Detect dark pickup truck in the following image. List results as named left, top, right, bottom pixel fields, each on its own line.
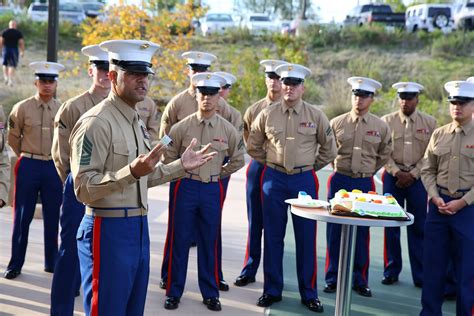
left=344, top=4, right=405, bottom=27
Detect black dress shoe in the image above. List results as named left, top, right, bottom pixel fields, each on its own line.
left=203, top=297, right=221, bottom=311
left=219, top=280, right=229, bottom=291
left=75, top=290, right=80, bottom=297
left=414, top=282, right=423, bottom=288
left=381, top=276, right=399, bottom=285
left=256, top=294, right=282, bottom=307
left=352, top=284, right=372, bottom=297
left=4, top=269, right=21, bottom=280
left=323, top=283, right=337, bottom=293
left=301, top=298, right=324, bottom=313
left=159, top=279, right=167, bottom=289
left=234, top=275, right=256, bottom=287
left=44, top=267, right=54, bottom=273
left=164, top=296, right=180, bottom=310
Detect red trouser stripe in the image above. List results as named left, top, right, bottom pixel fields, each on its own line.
left=243, top=161, right=252, bottom=267
left=325, top=172, right=335, bottom=274
left=259, top=165, right=267, bottom=204
left=162, top=182, right=181, bottom=269
left=166, top=179, right=181, bottom=295
left=215, top=180, right=225, bottom=285
left=311, top=170, right=320, bottom=289
left=91, top=217, right=102, bottom=316
left=11, top=156, right=23, bottom=233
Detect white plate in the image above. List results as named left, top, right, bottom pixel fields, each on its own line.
left=285, top=198, right=330, bottom=208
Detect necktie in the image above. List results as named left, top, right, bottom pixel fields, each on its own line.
left=403, top=118, right=413, bottom=167
left=283, top=108, right=296, bottom=172
left=447, top=126, right=462, bottom=193
left=132, top=113, right=148, bottom=208
left=351, top=117, right=363, bottom=174
left=41, top=103, right=51, bottom=156
left=199, top=120, right=211, bottom=182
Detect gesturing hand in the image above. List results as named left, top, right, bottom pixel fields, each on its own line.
left=130, top=143, right=168, bottom=178
left=181, top=138, right=217, bottom=171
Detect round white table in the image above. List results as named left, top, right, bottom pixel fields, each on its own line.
left=290, top=205, right=414, bottom=316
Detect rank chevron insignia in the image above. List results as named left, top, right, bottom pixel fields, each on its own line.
left=80, top=134, right=93, bottom=165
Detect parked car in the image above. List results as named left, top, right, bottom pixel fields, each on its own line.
left=59, top=3, right=86, bottom=25
left=200, top=12, right=235, bottom=36
left=27, top=2, right=86, bottom=25
left=344, top=4, right=405, bottom=27
left=453, top=1, right=474, bottom=31
left=27, top=3, right=48, bottom=22
left=81, top=2, right=105, bottom=19
left=405, top=4, right=454, bottom=33
left=243, top=13, right=279, bottom=34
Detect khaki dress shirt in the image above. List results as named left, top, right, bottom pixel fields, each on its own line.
left=164, top=112, right=245, bottom=180
left=421, top=120, right=474, bottom=205
left=159, top=87, right=237, bottom=138
left=243, top=96, right=280, bottom=144
left=136, top=96, right=160, bottom=146
left=8, top=94, right=61, bottom=157
left=52, top=89, right=105, bottom=182
left=247, top=100, right=337, bottom=171
left=331, top=111, right=392, bottom=175
left=382, top=110, right=436, bottom=178
left=70, top=93, right=185, bottom=209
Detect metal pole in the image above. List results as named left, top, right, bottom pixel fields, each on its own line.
left=47, top=0, right=59, bottom=62
left=335, top=224, right=357, bottom=316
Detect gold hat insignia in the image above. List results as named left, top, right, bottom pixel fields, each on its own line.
left=44, top=64, right=50, bottom=69
left=206, top=74, right=211, bottom=79
left=357, top=79, right=363, bottom=83
left=288, top=66, right=293, bottom=71
left=197, top=53, right=202, bottom=58
left=271, top=61, right=275, bottom=65
left=454, top=82, right=461, bottom=88
left=140, top=43, right=150, bottom=50
left=402, top=84, right=407, bottom=88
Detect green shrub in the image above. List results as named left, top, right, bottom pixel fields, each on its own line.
left=430, top=32, right=474, bottom=58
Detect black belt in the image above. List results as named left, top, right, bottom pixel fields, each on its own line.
left=85, top=207, right=147, bottom=218
left=438, top=187, right=469, bottom=199
left=266, top=162, right=313, bottom=175
left=336, top=170, right=373, bottom=178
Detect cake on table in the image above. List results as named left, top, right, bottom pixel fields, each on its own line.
left=330, top=189, right=410, bottom=221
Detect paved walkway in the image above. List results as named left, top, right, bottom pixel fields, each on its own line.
left=0, top=159, right=456, bottom=315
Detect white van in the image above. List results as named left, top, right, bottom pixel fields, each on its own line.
left=405, top=4, right=455, bottom=33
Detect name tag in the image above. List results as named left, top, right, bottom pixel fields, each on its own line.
left=466, top=145, right=474, bottom=149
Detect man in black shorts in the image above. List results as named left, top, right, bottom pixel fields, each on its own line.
left=1, top=20, right=25, bottom=86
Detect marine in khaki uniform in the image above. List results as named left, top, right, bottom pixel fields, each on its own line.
left=70, top=40, right=215, bottom=316
left=159, top=51, right=217, bottom=138
left=248, top=63, right=337, bottom=312
left=325, top=77, right=391, bottom=298
left=50, top=44, right=110, bottom=316
left=4, top=61, right=64, bottom=280
left=235, top=59, right=285, bottom=287
left=380, top=82, right=436, bottom=288
left=136, top=96, right=160, bottom=145
left=0, top=106, right=9, bottom=209
left=159, top=51, right=234, bottom=291
left=420, top=80, right=474, bottom=316
left=163, top=73, right=244, bottom=312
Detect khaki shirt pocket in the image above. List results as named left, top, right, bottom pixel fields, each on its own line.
left=112, top=141, right=133, bottom=170
left=363, top=135, right=381, bottom=144
left=415, top=132, right=431, bottom=142
left=24, top=117, right=41, bottom=134
left=433, top=146, right=450, bottom=170
left=460, top=148, right=474, bottom=173
left=211, top=141, right=229, bottom=153
left=265, top=126, right=284, bottom=147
